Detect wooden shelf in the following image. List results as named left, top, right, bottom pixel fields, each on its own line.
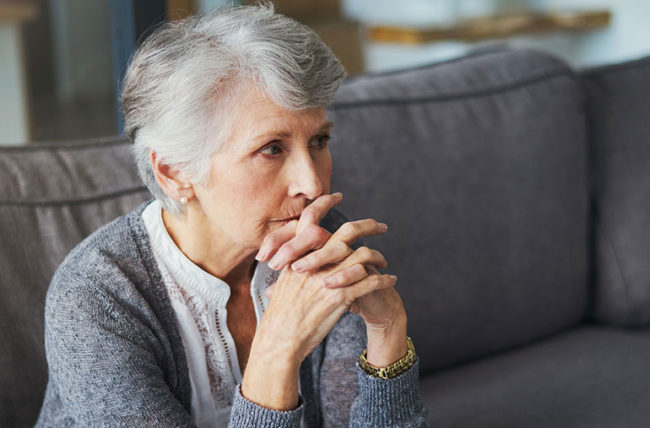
left=0, top=1, right=38, bottom=22
left=368, top=10, right=611, bottom=44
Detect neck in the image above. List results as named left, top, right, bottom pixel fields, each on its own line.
left=161, top=207, right=256, bottom=286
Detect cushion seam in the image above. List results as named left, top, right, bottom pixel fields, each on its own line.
left=341, top=48, right=515, bottom=83
left=330, top=69, right=575, bottom=110
left=0, top=137, right=129, bottom=153
left=0, top=186, right=148, bottom=207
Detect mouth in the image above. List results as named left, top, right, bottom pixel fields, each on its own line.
left=269, top=212, right=301, bottom=224
left=276, top=215, right=300, bottom=225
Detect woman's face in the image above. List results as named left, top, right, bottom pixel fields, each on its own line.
left=191, top=87, right=333, bottom=251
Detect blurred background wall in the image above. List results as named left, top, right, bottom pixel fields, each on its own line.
left=1, top=0, right=648, bottom=145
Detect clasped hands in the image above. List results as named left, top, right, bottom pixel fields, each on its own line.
left=242, top=193, right=408, bottom=410
left=254, top=192, right=406, bottom=363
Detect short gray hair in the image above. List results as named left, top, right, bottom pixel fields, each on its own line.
left=121, top=4, right=346, bottom=215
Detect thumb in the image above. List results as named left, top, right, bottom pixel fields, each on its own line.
left=264, top=282, right=276, bottom=299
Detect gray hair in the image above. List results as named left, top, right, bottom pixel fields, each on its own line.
left=121, top=4, right=346, bottom=215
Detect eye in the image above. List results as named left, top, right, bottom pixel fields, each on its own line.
left=260, top=142, right=283, bottom=156
left=310, top=134, right=330, bottom=149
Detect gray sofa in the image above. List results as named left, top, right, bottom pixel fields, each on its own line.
left=1, top=49, right=649, bottom=427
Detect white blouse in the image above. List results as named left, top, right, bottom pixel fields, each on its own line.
left=142, top=200, right=278, bottom=427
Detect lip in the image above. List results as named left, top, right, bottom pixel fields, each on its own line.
left=275, top=215, right=300, bottom=224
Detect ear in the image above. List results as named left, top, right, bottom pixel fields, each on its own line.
left=150, top=150, right=193, bottom=202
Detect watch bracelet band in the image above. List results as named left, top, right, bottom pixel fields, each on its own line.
left=358, top=337, right=416, bottom=380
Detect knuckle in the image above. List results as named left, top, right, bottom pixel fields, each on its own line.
left=282, top=240, right=300, bottom=254
left=301, top=206, right=317, bottom=221
left=371, top=274, right=383, bottom=287
left=334, top=239, right=351, bottom=255
left=305, top=224, right=327, bottom=244
left=353, top=263, right=367, bottom=276
left=372, top=249, right=387, bottom=264
left=336, top=270, right=350, bottom=284
left=322, top=240, right=342, bottom=259
left=262, top=238, right=281, bottom=250
left=266, top=235, right=282, bottom=248
left=315, top=227, right=331, bottom=242
left=304, top=223, right=319, bottom=234
left=382, top=274, right=396, bottom=288
left=340, top=222, right=357, bottom=236
left=356, top=246, right=372, bottom=259
left=346, top=265, right=362, bottom=281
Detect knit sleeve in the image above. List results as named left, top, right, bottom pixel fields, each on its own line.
left=319, top=311, right=429, bottom=427
left=228, top=385, right=304, bottom=427
left=39, top=268, right=196, bottom=427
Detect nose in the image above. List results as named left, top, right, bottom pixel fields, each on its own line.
left=287, top=149, right=323, bottom=200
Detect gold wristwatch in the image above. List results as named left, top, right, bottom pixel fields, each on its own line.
left=359, top=337, right=416, bottom=380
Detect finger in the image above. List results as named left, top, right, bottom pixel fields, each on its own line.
left=319, top=247, right=387, bottom=287
left=255, top=220, right=298, bottom=262
left=292, top=241, right=387, bottom=274
left=291, top=239, right=352, bottom=272
left=342, top=246, right=388, bottom=271
left=267, top=223, right=331, bottom=271
left=296, top=192, right=343, bottom=235
left=330, top=219, right=388, bottom=247
left=319, top=273, right=398, bottom=313
left=345, top=273, right=398, bottom=301
left=366, top=265, right=380, bottom=275
left=264, top=282, right=276, bottom=299
left=322, top=263, right=367, bottom=288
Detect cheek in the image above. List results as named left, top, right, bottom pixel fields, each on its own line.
left=319, top=151, right=333, bottom=194
left=225, top=166, right=283, bottom=219
left=200, top=163, right=270, bottom=222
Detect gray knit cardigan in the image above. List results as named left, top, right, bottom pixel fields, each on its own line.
left=36, top=202, right=428, bottom=427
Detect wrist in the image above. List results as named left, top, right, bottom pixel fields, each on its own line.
left=241, top=335, right=302, bottom=410
left=365, top=314, right=408, bottom=367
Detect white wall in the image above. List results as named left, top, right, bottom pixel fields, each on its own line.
left=515, top=0, right=650, bottom=67
left=345, top=0, right=650, bottom=72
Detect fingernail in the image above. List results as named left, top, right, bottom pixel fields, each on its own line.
left=268, top=260, right=279, bottom=271
left=390, top=275, right=398, bottom=282
left=379, top=223, right=388, bottom=231
left=256, top=246, right=268, bottom=261
left=292, top=261, right=305, bottom=272
left=333, top=192, right=343, bottom=199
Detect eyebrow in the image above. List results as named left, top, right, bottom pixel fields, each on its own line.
left=252, top=121, right=334, bottom=141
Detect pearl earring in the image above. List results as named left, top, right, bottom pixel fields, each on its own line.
left=180, top=196, right=188, bottom=205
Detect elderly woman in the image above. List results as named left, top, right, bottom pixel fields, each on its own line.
left=36, top=5, right=426, bottom=427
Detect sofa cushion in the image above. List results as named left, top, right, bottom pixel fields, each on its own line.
left=328, top=49, right=590, bottom=373
left=0, top=137, right=150, bottom=426
left=582, top=55, right=650, bottom=326
left=420, top=326, right=650, bottom=427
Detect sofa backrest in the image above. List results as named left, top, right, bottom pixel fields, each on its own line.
left=582, top=56, right=650, bottom=326
left=327, top=49, right=590, bottom=374
left=0, top=138, right=150, bottom=426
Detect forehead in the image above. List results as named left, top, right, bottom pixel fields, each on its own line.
left=221, top=86, right=329, bottom=147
